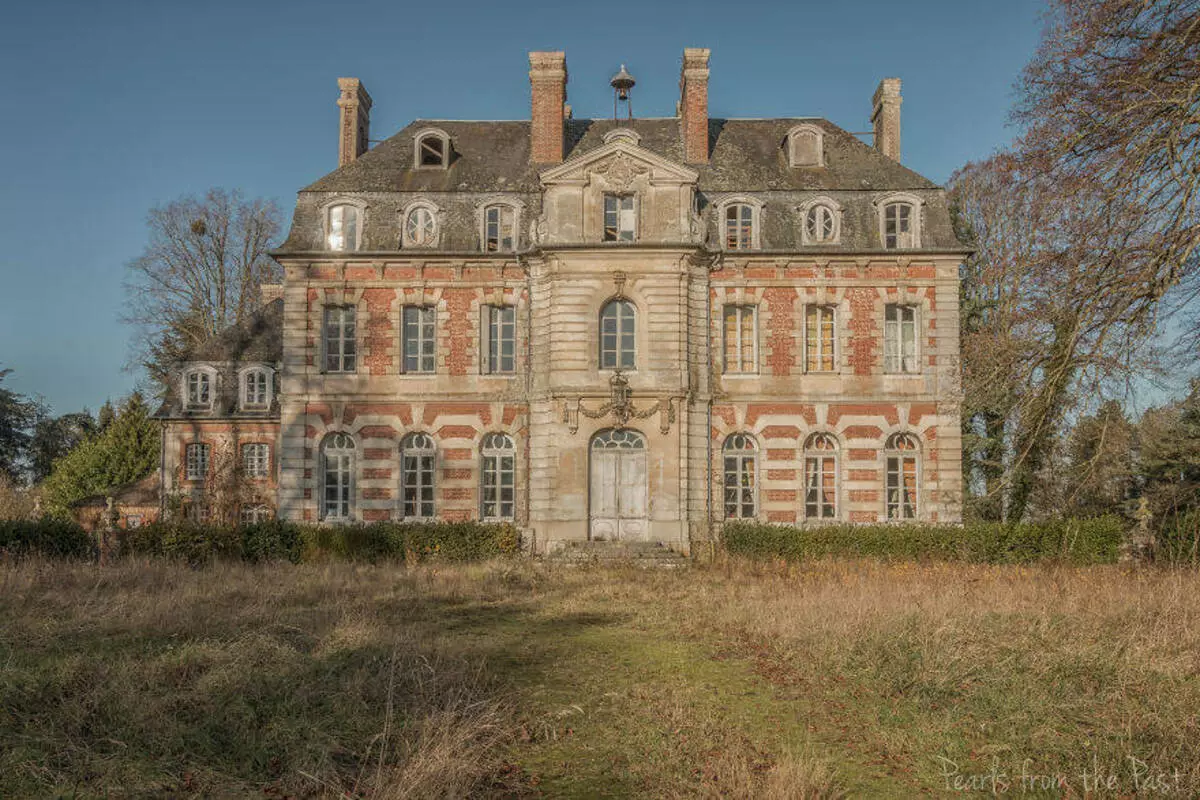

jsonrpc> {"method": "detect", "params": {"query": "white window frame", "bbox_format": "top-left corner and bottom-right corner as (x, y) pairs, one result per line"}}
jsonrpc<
(722, 304), (758, 375)
(324, 202), (364, 252)
(321, 432), (356, 522)
(884, 304), (920, 374)
(185, 442), (210, 481)
(722, 433), (759, 520)
(323, 305), (357, 374)
(885, 433), (921, 520)
(242, 442), (271, 479)
(787, 123), (825, 167)
(401, 200), (441, 248)
(401, 432), (436, 520)
(480, 433), (516, 521)
(798, 197), (843, 245)
(401, 305), (437, 374)
(599, 298), (637, 371)
(238, 366), (273, 411)
(182, 367), (216, 412)
(803, 433), (840, 520)
(480, 203), (519, 253)
(875, 192), (923, 249)
(717, 197), (763, 251)
(804, 305), (838, 373)
(412, 128), (451, 170)
(239, 504), (273, 525)
(602, 193), (637, 242)
(482, 305), (516, 375)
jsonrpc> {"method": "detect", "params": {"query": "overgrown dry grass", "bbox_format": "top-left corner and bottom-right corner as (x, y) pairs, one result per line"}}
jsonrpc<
(1, 557), (1197, 797)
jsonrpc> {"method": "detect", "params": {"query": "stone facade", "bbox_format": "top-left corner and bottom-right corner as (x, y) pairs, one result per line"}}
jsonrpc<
(156, 48), (968, 553)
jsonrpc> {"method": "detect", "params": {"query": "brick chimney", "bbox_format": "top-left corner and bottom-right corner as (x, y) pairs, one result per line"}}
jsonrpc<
(871, 78), (902, 162)
(679, 48), (710, 164)
(337, 78), (372, 167)
(529, 51), (567, 164)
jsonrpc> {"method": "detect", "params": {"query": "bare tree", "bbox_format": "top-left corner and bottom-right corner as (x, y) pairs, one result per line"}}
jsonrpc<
(124, 188), (282, 380)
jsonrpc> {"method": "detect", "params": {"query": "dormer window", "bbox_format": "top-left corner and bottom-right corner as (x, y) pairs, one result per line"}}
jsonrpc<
(724, 204), (755, 250)
(603, 194), (635, 242)
(402, 202), (439, 248)
(787, 124), (824, 167)
(183, 368), (214, 411)
(877, 194), (922, 249)
(240, 367), (272, 410)
(326, 203), (360, 251)
(799, 198), (842, 245)
(413, 128), (451, 169)
(483, 204), (516, 252)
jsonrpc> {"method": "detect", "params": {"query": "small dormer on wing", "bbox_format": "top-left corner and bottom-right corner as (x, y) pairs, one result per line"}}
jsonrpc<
(536, 129), (701, 246)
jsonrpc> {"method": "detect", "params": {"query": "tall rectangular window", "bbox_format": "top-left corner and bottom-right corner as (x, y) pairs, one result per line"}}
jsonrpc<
(883, 202), (914, 249)
(484, 305), (516, 374)
(603, 194), (635, 242)
(242, 443), (270, 478)
(884, 305), (918, 373)
(185, 443), (210, 481)
(886, 455), (919, 519)
(323, 307), (356, 373)
(722, 305), (757, 373)
(484, 205), (516, 252)
(402, 306), (436, 374)
(805, 306), (836, 372)
(481, 434), (515, 520)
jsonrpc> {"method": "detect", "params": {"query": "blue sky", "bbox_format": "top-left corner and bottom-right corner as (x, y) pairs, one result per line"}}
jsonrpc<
(0, 0), (1045, 415)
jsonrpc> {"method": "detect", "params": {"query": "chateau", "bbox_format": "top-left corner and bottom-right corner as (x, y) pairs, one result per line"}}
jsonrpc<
(154, 49), (967, 553)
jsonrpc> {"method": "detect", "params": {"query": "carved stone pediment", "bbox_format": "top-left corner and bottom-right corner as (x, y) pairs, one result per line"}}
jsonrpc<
(539, 137), (698, 188)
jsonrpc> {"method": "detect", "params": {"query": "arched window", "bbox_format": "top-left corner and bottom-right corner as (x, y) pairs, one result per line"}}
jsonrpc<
(804, 433), (839, 519)
(240, 367), (271, 410)
(403, 205), (438, 248)
(787, 124), (824, 167)
(239, 504), (272, 525)
(592, 428), (646, 450)
(877, 195), (921, 249)
(804, 203), (839, 244)
(480, 433), (516, 520)
(401, 432), (436, 519)
(327, 204), (360, 251)
(723, 433), (758, 519)
(724, 203), (755, 250)
(321, 432), (355, 521)
(483, 204), (517, 252)
(599, 299), (636, 370)
(885, 433), (920, 520)
(183, 368), (212, 410)
(414, 130), (450, 168)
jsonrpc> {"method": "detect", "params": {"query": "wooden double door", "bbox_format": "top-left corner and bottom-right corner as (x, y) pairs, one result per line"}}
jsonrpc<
(588, 428), (648, 541)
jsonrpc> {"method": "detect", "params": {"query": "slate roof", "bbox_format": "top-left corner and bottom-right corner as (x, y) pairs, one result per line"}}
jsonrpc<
(303, 117), (938, 194)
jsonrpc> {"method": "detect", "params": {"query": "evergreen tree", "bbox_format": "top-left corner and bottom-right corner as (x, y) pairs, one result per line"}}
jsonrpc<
(29, 410), (96, 483)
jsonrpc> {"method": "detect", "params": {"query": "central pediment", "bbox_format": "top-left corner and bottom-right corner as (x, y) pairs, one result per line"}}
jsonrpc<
(540, 132), (699, 188)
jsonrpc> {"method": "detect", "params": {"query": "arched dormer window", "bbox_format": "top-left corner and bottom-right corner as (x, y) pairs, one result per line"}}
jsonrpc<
(718, 197), (763, 250)
(181, 366), (217, 412)
(787, 124), (824, 167)
(413, 128), (451, 169)
(803, 433), (839, 519)
(238, 366), (273, 411)
(400, 432), (436, 519)
(875, 193), (923, 249)
(321, 432), (356, 521)
(401, 201), (440, 248)
(798, 197), (843, 245)
(723, 433), (759, 519)
(481, 202), (519, 252)
(885, 432), (921, 520)
(325, 202), (364, 251)
(599, 298), (636, 370)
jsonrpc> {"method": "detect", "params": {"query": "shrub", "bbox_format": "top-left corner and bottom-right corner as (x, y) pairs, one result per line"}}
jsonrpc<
(1156, 509), (1200, 565)
(0, 518), (94, 559)
(723, 516), (1125, 564)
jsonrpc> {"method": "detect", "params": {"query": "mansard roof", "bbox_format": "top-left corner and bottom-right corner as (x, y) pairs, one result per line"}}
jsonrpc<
(302, 117), (938, 195)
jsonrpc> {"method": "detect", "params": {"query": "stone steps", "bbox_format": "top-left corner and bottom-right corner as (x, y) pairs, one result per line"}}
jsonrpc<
(546, 540), (690, 568)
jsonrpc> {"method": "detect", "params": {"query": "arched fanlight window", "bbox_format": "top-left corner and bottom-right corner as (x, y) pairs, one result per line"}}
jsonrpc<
(723, 433), (758, 519)
(599, 299), (636, 370)
(327, 204), (360, 251)
(804, 433), (839, 519)
(401, 432), (436, 519)
(885, 432), (920, 520)
(404, 205), (438, 247)
(591, 428), (646, 449)
(321, 432), (356, 521)
(480, 433), (516, 520)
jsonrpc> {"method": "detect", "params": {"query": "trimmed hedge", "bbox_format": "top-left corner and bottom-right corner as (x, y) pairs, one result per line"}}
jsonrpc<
(0, 518), (95, 560)
(723, 517), (1125, 564)
(119, 519), (521, 565)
